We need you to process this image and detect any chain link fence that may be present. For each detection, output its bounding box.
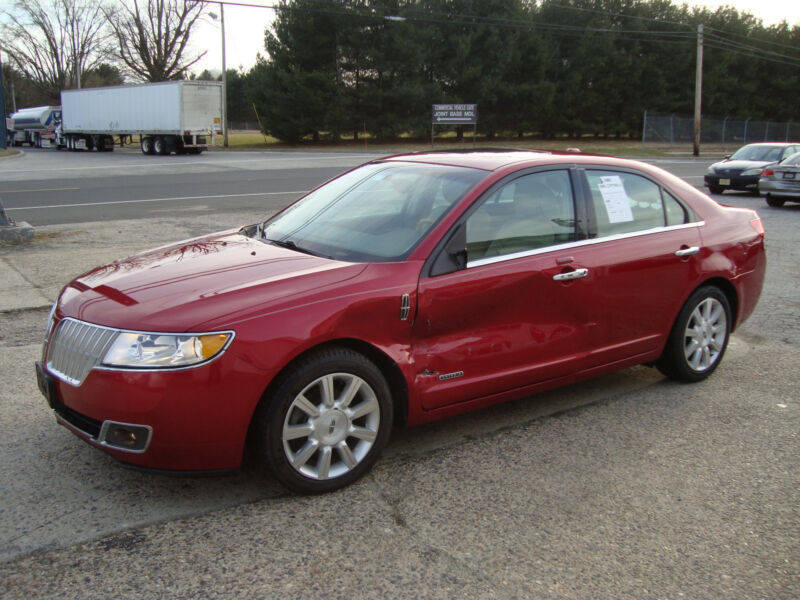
[642,112,800,148]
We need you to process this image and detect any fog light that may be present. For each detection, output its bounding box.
[110,427,137,446]
[98,421,152,452]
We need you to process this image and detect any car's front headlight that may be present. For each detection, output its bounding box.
[706,166,717,174]
[102,332,232,368]
[741,167,763,176]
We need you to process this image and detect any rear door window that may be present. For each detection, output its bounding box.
[585,170,690,237]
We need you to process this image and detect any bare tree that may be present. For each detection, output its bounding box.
[0,0,112,101]
[106,0,207,82]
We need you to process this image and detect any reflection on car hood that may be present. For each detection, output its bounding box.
[57,230,366,331]
[709,159,772,172]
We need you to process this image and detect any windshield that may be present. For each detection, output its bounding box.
[258,162,484,262]
[730,145,785,162]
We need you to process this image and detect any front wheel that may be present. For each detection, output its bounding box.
[252,348,393,494]
[657,286,731,383]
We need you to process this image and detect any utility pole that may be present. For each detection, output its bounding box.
[693,24,703,157]
[208,4,228,147]
[0,51,7,150]
[221,3,228,148]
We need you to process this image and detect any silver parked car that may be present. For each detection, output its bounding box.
[759,152,800,207]
[704,143,800,195]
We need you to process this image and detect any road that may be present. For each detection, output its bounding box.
[0,148,709,226]
[0,148,378,225]
[0,149,797,599]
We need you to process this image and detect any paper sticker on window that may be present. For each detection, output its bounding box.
[597,176,634,223]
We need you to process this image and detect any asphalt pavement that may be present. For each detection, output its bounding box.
[0,149,797,599]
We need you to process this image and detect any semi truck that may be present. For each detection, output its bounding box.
[6,106,62,148]
[58,80,224,155]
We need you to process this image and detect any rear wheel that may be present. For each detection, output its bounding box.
[765,195,785,207]
[252,348,393,494]
[140,136,155,155]
[154,136,171,155]
[657,286,731,383]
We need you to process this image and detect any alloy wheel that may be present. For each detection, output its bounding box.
[683,297,728,372]
[282,372,381,480]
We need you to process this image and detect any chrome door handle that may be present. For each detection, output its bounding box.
[553,268,588,281]
[675,246,700,257]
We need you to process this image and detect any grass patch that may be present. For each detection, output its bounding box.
[33,230,88,242]
[214,130,729,158]
[0,148,20,158]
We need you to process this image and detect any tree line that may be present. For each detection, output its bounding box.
[3,0,799,143]
[250,0,800,142]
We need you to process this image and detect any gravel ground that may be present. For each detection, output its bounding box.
[0,174,797,599]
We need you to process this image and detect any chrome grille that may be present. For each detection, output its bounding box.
[46,318,118,386]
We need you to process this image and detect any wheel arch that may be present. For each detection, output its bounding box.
[247,338,409,448]
[692,276,739,330]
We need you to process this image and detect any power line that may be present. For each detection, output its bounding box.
[704,31,800,63]
[705,25,800,52]
[204,0,797,67]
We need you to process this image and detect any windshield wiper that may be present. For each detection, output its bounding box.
[263,237,332,259]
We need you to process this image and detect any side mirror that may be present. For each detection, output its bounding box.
[430,223,467,276]
[724,154,731,160]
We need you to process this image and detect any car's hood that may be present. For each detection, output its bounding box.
[709,159,772,172]
[57,230,367,331]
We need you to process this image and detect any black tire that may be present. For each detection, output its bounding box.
[154,136,170,156]
[708,183,723,195]
[765,195,785,207]
[140,136,155,155]
[657,286,731,383]
[252,348,393,494]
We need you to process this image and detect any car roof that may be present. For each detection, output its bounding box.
[379,150,555,171]
[377,150,673,176]
[741,142,797,147]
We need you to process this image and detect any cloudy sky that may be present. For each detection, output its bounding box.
[191,0,799,75]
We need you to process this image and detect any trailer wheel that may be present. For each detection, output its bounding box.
[154,136,172,156]
[103,135,115,152]
[141,136,155,155]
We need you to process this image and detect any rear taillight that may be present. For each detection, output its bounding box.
[750,217,765,237]
[761,168,774,177]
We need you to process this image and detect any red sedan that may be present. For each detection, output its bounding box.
[36,151,766,493]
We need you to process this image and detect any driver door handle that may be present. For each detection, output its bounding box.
[675,246,700,257]
[553,268,589,281]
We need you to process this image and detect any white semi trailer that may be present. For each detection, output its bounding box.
[59,80,224,155]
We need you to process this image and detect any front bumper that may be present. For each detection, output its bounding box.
[705,173,759,191]
[35,351,269,472]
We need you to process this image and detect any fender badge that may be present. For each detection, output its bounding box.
[438,371,464,381]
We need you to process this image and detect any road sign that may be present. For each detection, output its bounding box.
[432,104,478,125]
